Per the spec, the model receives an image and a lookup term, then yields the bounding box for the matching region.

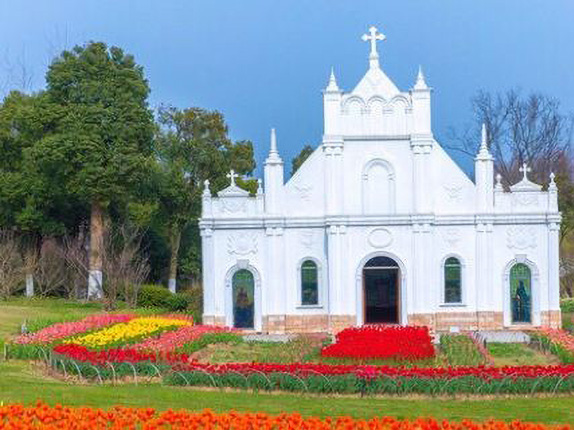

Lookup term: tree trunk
[88,200,105,299]
[168,227,181,294]
[25,273,34,297]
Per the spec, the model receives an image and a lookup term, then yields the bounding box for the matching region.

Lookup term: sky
[1,0,573,176]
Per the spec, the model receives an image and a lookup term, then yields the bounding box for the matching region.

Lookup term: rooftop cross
[362,26,386,65]
[519,163,532,181]
[226,170,238,187]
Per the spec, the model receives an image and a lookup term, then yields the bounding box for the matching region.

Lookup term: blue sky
[1,0,573,176]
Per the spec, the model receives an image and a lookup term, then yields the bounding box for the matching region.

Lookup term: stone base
[202,315,225,326]
[285,315,329,333]
[408,313,435,327]
[434,312,479,331]
[477,311,504,330]
[541,310,562,328]
[329,315,356,333]
[262,315,287,334]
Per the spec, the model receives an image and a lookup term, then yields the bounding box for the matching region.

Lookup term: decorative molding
[294,184,313,202]
[299,231,316,249]
[227,233,258,256]
[506,226,536,250]
[221,198,247,214]
[443,183,463,203]
[512,193,538,207]
[442,228,461,246]
[367,228,393,248]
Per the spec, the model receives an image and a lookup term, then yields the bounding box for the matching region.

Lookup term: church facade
[200,26,561,333]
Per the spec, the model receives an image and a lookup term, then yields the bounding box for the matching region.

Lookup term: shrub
[561,298,574,313]
[163,293,189,312]
[137,285,172,308]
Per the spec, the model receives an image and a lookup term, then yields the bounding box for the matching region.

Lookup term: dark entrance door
[363,256,399,324]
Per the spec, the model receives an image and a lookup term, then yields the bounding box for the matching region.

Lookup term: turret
[411,66,432,137]
[323,68,342,137]
[548,172,558,212]
[264,128,284,214]
[475,124,494,212]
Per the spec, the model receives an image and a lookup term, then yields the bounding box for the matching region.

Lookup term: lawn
[0,360,573,424]
[1,298,574,425]
[488,342,560,366]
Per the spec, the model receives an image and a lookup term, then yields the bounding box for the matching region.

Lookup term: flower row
[321,325,435,360]
[64,316,192,349]
[15,314,136,345]
[0,403,569,430]
[52,343,574,380]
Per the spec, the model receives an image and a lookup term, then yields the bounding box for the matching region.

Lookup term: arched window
[301,260,319,306]
[444,257,462,304]
[510,263,531,323]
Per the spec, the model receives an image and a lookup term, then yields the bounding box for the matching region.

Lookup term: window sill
[439,303,466,308]
[296,305,324,310]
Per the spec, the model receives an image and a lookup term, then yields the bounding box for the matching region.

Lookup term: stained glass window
[444,257,462,303]
[510,263,531,323]
[232,269,254,328]
[301,260,319,306]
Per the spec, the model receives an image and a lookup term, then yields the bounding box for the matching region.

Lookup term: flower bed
[132,324,232,352]
[64,316,191,349]
[14,314,136,345]
[0,403,569,430]
[321,325,435,360]
[534,329,574,364]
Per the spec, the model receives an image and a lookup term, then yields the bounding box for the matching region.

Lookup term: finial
[266,128,282,164]
[476,123,492,159]
[226,170,238,187]
[495,173,503,191]
[519,162,532,181]
[413,65,428,90]
[325,67,339,92]
[257,178,263,196]
[202,179,211,197]
[362,25,386,69]
[549,172,557,191]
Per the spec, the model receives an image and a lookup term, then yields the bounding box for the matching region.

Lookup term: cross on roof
[362,26,386,57]
[226,170,238,187]
[519,163,532,181]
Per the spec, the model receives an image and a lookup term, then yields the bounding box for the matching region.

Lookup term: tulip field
[1,300,573,426]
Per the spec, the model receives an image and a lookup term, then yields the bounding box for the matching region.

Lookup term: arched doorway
[363,256,400,323]
[232,269,255,329]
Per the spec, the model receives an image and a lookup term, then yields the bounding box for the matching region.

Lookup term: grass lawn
[488,343,560,366]
[0,360,573,424]
[0,298,104,339]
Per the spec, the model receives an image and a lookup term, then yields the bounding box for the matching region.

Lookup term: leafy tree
[155,106,256,291]
[291,144,314,176]
[26,42,155,298]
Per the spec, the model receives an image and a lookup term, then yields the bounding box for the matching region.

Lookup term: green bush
[163,293,189,312]
[177,332,243,355]
[561,298,574,313]
[137,285,172,308]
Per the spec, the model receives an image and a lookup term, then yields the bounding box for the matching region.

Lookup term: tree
[449,89,574,298]
[448,89,573,186]
[154,106,256,292]
[26,42,155,298]
[291,144,314,176]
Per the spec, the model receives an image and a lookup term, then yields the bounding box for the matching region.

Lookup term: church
[199,26,561,333]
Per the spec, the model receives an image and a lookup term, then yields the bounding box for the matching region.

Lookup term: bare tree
[34,238,68,297]
[0,230,24,298]
[447,89,573,187]
[61,229,90,300]
[102,225,149,309]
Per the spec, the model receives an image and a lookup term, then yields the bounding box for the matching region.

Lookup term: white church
[200,26,561,333]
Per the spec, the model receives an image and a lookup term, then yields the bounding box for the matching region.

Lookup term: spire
[413,65,428,90]
[476,123,493,160]
[495,173,503,192]
[266,128,282,164]
[362,25,386,69]
[325,67,340,92]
